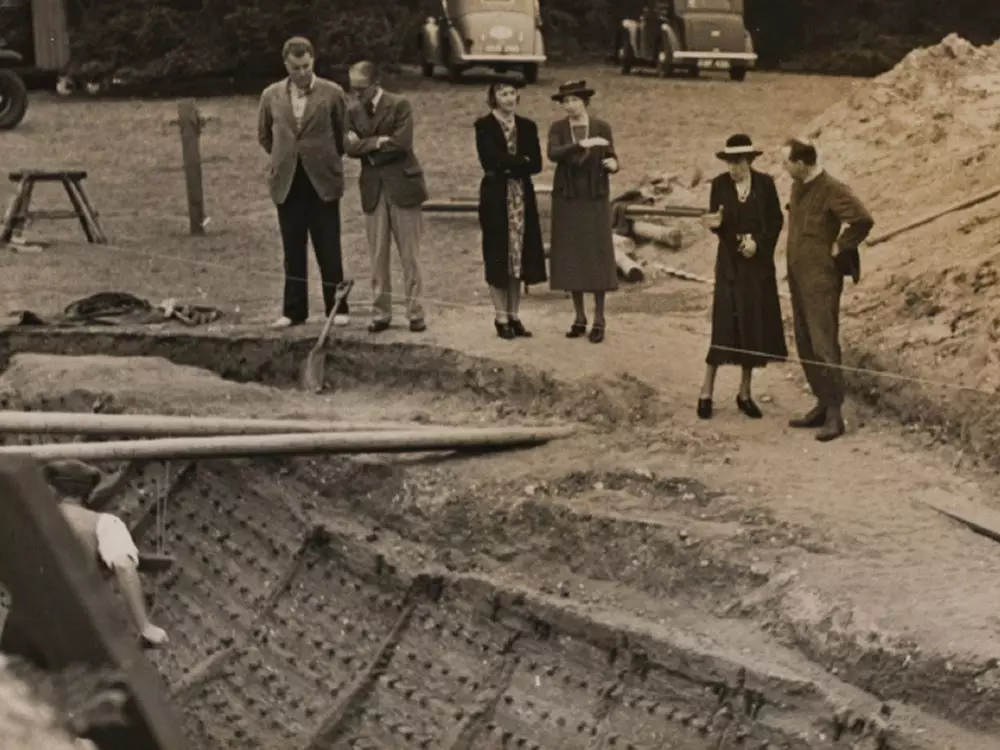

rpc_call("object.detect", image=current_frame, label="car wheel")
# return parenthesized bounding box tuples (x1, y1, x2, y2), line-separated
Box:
(620, 43, 634, 75)
(729, 66, 747, 81)
(523, 63, 538, 84)
(0, 69, 28, 130)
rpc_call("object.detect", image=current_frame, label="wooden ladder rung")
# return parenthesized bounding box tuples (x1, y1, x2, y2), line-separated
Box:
(26, 210, 100, 220)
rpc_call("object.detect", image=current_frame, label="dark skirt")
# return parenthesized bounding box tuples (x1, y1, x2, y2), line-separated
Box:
(706, 273, 788, 368)
(549, 196, 618, 292)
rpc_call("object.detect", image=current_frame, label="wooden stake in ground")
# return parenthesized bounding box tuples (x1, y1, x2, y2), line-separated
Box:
(0, 425, 576, 461)
(0, 411, 433, 436)
(299, 279, 354, 393)
(173, 99, 207, 235)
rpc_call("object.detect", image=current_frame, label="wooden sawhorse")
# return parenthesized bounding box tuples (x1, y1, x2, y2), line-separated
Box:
(1, 169, 107, 245)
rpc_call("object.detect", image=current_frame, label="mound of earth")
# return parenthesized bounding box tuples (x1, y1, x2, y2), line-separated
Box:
(791, 33, 1000, 459)
(0, 354, 434, 425)
(658, 33, 1000, 463)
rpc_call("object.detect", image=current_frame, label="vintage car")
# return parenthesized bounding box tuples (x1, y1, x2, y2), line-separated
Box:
(0, 43, 28, 129)
(418, 0, 546, 83)
(614, 0, 757, 81)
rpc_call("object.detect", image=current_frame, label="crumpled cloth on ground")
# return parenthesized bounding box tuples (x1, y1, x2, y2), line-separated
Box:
(6, 291, 223, 327)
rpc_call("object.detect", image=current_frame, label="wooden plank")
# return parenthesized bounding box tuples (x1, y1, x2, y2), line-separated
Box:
(0, 456, 186, 749)
(175, 99, 206, 235)
(919, 497, 1000, 545)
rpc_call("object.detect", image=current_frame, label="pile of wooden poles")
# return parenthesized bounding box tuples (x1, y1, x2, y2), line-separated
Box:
(0, 411, 575, 461)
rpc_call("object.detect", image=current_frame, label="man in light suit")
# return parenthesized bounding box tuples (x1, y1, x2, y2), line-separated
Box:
(345, 61, 428, 333)
(258, 37, 350, 329)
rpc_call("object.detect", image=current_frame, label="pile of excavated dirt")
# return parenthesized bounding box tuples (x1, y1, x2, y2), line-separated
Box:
(666, 33, 1000, 463)
(795, 34, 1000, 460)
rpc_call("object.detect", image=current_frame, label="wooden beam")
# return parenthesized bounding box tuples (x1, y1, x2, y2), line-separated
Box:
(0, 410, 438, 437)
(0, 456, 185, 750)
(175, 99, 206, 235)
(0, 425, 576, 462)
(919, 498, 1000, 545)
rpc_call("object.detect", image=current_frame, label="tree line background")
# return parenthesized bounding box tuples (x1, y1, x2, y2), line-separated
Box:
(2, 0, 1000, 85)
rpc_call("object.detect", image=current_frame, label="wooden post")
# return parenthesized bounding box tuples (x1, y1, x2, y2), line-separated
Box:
(175, 99, 206, 235)
(0, 456, 186, 750)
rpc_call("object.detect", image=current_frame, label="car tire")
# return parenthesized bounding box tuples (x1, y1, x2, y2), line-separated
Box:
(0, 69, 28, 130)
(729, 67, 747, 81)
(523, 63, 538, 84)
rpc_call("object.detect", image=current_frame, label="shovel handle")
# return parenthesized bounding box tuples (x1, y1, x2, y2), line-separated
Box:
(312, 280, 354, 351)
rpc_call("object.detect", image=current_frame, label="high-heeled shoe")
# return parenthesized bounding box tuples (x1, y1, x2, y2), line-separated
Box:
(566, 320, 587, 338)
(736, 395, 763, 418)
(697, 397, 713, 419)
(508, 318, 532, 337)
(588, 323, 605, 343)
(494, 320, 515, 339)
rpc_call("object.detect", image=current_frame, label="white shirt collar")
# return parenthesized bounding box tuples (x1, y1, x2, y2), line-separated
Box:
(804, 166, 824, 183)
(291, 74, 315, 94)
(371, 88, 384, 108)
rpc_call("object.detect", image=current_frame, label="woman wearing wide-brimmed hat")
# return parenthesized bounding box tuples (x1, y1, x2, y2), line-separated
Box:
(546, 80, 619, 344)
(474, 80, 547, 339)
(697, 133, 787, 420)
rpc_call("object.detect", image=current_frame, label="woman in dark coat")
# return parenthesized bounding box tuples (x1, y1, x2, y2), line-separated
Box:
(698, 133, 787, 419)
(474, 81, 547, 339)
(547, 80, 619, 344)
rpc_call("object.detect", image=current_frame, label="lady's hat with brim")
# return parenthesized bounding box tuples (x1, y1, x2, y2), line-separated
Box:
(551, 79, 595, 102)
(716, 133, 763, 161)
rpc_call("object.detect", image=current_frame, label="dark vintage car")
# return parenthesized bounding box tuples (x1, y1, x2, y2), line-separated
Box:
(0, 43, 28, 129)
(614, 0, 757, 81)
(418, 0, 546, 83)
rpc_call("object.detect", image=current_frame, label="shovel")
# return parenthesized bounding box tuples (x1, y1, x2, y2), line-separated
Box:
(299, 279, 354, 393)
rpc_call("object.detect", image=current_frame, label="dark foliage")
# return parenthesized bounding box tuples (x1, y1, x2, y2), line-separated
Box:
(4, 0, 1000, 83)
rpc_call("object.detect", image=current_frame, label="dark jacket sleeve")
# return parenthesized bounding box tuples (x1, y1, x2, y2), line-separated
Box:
(330, 89, 346, 156)
(756, 174, 784, 259)
(708, 176, 723, 236)
(599, 120, 619, 173)
(518, 119, 543, 177)
(474, 117, 530, 173)
(828, 177, 874, 282)
(547, 119, 584, 163)
(829, 179, 874, 251)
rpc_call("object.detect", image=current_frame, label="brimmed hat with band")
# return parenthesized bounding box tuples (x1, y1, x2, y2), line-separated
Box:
(716, 133, 763, 161)
(551, 80, 595, 102)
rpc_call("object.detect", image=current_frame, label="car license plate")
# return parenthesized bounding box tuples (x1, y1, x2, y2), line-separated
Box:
(698, 59, 730, 69)
(484, 44, 519, 53)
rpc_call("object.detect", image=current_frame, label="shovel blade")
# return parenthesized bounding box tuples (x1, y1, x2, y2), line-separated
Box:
(299, 349, 327, 393)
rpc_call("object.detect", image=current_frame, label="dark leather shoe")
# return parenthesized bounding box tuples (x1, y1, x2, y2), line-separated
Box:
(409, 319, 427, 332)
(494, 320, 515, 339)
(588, 324, 605, 343)
(736, 396, 763, 418)
(816, 416, 846, 442)
(508, 318, 532, 337)
(789, 404, 826, 428)
(368, 319, 390, 333)
(566, 320, 587, 338)
(697, 398, 713, 419)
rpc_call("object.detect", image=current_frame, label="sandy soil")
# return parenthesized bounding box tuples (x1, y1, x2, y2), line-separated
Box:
(1, 56, 999, 747)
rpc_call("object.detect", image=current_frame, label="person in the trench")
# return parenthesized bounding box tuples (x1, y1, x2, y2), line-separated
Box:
(0, 459, 168, 667)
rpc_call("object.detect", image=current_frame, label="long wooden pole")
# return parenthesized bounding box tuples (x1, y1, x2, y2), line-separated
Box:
(0, 426, 576, 461)
(866, 185, 1000, 246)
(0, 411, 433, 436)
(176, 98, 206, 235)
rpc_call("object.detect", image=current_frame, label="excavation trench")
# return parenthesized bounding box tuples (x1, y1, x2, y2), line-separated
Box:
(0, 328, 992, 749)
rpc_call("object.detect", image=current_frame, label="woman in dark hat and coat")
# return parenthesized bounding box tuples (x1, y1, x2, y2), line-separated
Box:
(698, 133, 787, 419)
(547, 80, 619, 343)
(474, 80, 547, 339)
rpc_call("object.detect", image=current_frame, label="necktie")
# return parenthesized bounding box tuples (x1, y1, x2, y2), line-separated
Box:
(367, 100, 376, 116)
